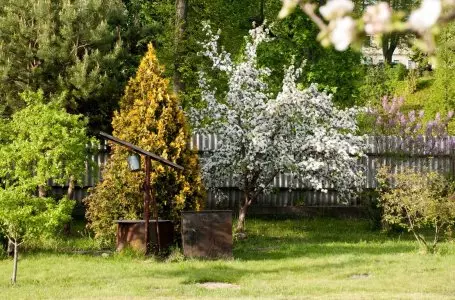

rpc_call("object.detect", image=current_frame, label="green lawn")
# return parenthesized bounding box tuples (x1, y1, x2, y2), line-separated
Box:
(394, 76, 455, 133)
(1, 218, 455, 299)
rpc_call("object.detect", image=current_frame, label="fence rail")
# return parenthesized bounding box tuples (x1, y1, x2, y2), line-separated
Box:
(61, 135, 455, 213)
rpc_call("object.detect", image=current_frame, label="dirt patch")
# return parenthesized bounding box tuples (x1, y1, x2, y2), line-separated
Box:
(197, 282, 240, 289)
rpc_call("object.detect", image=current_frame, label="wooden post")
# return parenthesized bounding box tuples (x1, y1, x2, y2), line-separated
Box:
(144, 156, 151, 255)
(151, 187, 161, 253)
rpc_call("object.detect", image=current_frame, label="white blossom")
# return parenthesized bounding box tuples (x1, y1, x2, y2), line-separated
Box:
(198, 21, 233, 73)
(363, 2, 392, 35)
(330, 16, 356, 51)
(278, 0, 300, 19)
(191, 24, 365, 206)
(320, 0, 354, 20)
(408, 0, 441, 32)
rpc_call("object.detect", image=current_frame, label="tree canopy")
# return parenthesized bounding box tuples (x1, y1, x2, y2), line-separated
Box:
(192, 24, 365, 232)
(0, 0, 161, 132)
(0, 90, 93, 194)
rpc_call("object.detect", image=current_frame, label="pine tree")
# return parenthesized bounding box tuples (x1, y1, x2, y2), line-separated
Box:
(0, 0, 159, 132)
(85, 44, 204, 243)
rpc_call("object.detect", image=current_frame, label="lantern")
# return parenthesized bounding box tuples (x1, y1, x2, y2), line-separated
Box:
(127, 153, 141, 172)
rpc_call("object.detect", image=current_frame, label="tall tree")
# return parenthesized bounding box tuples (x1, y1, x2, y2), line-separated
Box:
(380, 0, 417, 64)
(122, 0, 176, 76)
(85, 44, 204, 244)
(357, 0, 416, 64)
(381, 32, 402, 64)
(192, 24, 364, 233)
(0, 0, 161, 132)
(173, 0, 188, 94)
(376, 0, 415, 64)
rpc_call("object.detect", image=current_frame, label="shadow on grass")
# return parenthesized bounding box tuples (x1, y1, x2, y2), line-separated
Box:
(234, 238, 416, 261)
(232, 217, 417, 261)
(154, 256, 381, 286)
(154, 218, 419, 286)
(19, 218, 417, 261)
(417, 77, 435, 90)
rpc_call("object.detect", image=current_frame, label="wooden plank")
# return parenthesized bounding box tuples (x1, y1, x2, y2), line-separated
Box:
(99, 132, 183, 170)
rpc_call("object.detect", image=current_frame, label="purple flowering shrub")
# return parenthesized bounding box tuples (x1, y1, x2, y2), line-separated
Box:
(369, 96, 454, 154)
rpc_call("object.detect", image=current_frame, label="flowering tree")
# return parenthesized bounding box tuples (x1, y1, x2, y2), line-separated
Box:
(191, 24, 365, 233)
(369, 96, 454, 153)
(279, 0, 454, 60)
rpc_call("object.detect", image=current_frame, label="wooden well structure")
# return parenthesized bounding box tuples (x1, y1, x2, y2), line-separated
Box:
(99, 132, 183, 254)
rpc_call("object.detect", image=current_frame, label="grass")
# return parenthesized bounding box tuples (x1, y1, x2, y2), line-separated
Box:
(1, 218, 455, 299)
(394, 75, 455, 133)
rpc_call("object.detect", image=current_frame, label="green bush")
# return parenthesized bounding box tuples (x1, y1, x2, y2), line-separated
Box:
(359, 64, 409, 106)
(387, 63, 408, 81)
(377, 167, 455, 253)
(406, 69, 418, 94)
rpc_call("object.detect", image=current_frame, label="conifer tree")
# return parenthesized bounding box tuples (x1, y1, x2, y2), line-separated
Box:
(85, 44, 204, 243)
(0, 0, 126, 131)
(0, 0, 166, 132)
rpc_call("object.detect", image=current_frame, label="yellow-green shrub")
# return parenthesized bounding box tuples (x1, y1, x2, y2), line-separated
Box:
(85, 44, 204, 244)
(377, 167, 455, 253)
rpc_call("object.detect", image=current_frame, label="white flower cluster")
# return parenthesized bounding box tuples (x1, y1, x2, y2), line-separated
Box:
(318, 0, 356, 51)
(282, 0, 445, 53)
(191, 24, 365, 204)
(408, 0, 442, 32)
(199, 21, 233, 73)
(320, 0, 354, 20)
(363, 2, 392, 35)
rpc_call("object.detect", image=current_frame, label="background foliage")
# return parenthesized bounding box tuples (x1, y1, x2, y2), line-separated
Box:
(168, 0, 364, 108)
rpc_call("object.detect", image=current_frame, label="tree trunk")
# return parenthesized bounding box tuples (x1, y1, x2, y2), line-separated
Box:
(381, 33, 399, 65)
(236, 204, 249, 233)
(236, 194, 251, 233)
(63, 176, 76, 235)
(173, 0, 188, 94)
(38, 185, 47, 198)
(67, 175, 75, 199)
(259, 0, 265, 25)
(11, 240, 18, 284)
(7, 240, 14, 257)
